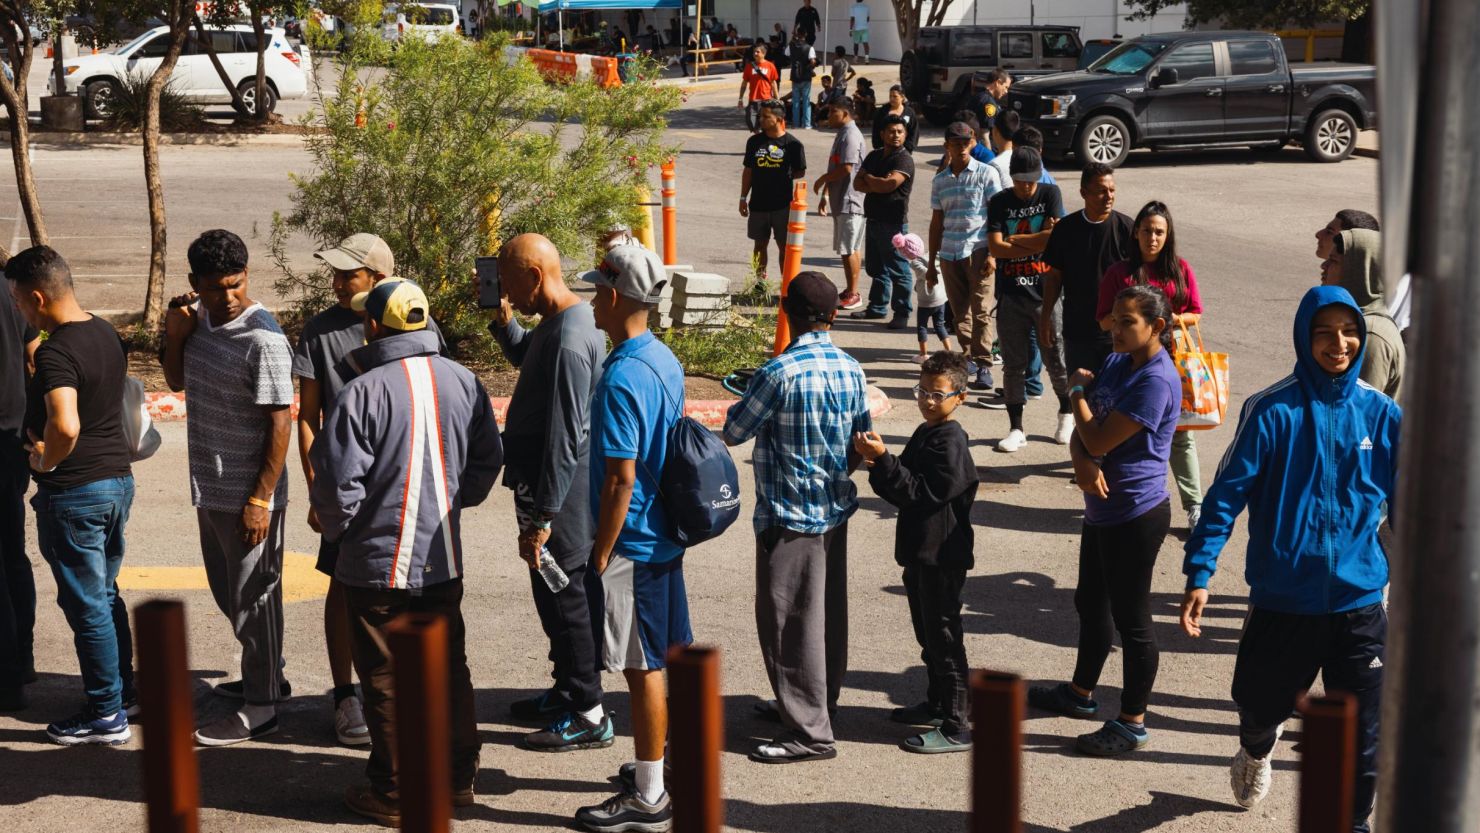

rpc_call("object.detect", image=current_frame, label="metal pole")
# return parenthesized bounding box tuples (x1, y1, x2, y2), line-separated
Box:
(970, 670, 1023, 833)
(135, 601, 200, 833)
(771, 179, 808, 356)
(388, 613, 452, 833)
(1299, 693, 1356, 833)
(667, 645, 723, 833)
(1378, 0, 1480, 830)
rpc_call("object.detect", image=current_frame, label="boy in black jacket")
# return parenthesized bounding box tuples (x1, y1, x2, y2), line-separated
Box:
(854, 351, 979, 753)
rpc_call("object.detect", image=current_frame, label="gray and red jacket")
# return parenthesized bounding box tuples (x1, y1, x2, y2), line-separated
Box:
(310, 329, 503, 590)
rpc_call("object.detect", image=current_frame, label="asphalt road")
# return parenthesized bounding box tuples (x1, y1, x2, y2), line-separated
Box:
(0, 69, 1383, 833)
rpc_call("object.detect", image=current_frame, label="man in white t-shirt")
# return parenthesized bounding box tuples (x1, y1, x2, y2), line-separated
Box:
(849, 1, 870, 63)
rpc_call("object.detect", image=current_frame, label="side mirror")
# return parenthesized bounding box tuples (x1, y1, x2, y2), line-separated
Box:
(1153, 66, 1179, 87)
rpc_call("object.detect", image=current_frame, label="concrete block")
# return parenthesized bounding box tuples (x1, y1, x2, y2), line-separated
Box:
(673, 309, 728, 327)
(673, 272, 730, 296)
(673, 295, 731, 312)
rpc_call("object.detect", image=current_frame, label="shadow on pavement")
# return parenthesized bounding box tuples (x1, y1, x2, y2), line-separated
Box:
(1064, 789, 1241, 832)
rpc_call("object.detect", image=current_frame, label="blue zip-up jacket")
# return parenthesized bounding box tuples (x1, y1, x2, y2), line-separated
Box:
(1183, 286, 1401, 614)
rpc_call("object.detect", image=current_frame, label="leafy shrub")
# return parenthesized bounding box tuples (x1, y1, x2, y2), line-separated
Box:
(101, 71, 206, 132)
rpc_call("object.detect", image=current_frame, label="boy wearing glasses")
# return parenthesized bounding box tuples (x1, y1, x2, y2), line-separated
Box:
(854, 351, 980, 753)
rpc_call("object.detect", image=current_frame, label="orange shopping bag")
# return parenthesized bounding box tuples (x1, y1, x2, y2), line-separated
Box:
(1173, 320, 1228, 431)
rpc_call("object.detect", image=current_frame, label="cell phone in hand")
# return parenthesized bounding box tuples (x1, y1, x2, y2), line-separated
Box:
(475, 256, 501, 309)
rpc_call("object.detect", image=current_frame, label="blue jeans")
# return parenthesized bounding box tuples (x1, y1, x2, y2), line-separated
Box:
(864, 220, 912, 317)
(1026, 324, 1044, 396)
(792, 79, 813, 128)
(31, 476, 136, 715)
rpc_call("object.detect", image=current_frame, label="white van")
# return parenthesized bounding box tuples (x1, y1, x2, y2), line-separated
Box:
(381, 3, 460, 42)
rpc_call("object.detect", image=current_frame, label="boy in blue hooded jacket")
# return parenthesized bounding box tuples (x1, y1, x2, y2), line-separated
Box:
(1179, 285, 1400, 832)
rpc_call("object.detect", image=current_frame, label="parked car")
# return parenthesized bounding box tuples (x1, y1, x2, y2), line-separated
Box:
(898, 24, 1084, 125)
(381, 3, 461, 43)
(1008, 30, 1376, 166)
(49, 24, 311, 119)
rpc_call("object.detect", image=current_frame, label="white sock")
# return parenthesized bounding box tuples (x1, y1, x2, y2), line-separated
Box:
(634, 758, 663, 804)
(578, 703, 605, 724)
(240, 703, 275, 727)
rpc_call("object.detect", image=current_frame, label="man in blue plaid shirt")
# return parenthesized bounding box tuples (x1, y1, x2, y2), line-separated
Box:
(723, 271, 871, 765)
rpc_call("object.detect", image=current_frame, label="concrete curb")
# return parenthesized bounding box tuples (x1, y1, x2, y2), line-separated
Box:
(3, 131, 311, 148)
(144, 384, 892, 430)
(1353, 147, 1378, 159)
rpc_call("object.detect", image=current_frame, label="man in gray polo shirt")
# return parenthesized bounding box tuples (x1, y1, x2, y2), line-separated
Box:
(814, 96, 867, 311)
(162, 229, 293, 747)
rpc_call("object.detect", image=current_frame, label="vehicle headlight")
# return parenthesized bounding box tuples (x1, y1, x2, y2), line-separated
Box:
(1039, 93, 1075, 119)
(64, 65, 80, 75)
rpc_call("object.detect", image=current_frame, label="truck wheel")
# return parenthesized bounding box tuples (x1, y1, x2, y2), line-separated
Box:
(1303, 109, 1357, 162)
(84, 79, 120, 120)
(899, 50, 929, 101)
(1076, 115, 1129, 167)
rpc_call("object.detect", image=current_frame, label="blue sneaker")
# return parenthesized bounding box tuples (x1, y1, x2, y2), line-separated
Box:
(521, 711, 616, 752)
(969, 366, 994, 391)
(47, 710, 132, 746)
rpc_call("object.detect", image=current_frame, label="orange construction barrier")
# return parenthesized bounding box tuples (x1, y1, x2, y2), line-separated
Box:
(771, 179, 807, 356)
(660, 160, 678, 265)
(590, 55, 622, 88)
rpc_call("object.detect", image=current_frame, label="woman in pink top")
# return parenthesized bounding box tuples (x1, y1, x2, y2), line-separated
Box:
(1095, 201, 1204, 531)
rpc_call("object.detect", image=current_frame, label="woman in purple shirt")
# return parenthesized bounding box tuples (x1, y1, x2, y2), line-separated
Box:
(1028, 284, 1181, 758)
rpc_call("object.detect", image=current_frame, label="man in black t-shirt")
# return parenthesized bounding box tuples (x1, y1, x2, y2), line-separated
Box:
(7, 246, 137, 745)
(794, 0, 821, 44)
(850, 114, 916, 328)
(0, 279, 39, 711)
(741, 100, 807, 284)
(1040, 163, 1134, 376)
(986, 148, 1072, 453)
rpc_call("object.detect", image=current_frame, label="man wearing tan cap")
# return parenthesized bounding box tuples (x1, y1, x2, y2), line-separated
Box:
(313, 232, 397, 279)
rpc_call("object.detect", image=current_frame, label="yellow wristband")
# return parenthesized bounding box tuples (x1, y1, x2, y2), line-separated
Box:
(247, 496, 272, 510)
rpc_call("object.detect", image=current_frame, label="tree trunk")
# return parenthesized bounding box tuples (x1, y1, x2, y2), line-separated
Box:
(251, 12, 268, 123)
(50, 30, 62, 97)
(0, 23, 47, 245)
(192, 15, 250, 114)
(141, 16, 192, 333)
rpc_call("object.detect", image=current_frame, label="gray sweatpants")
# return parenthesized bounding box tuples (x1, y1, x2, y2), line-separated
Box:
(197, 508, 286, 705)
(997, 292, 1069, 405)
(755, 523, 849, 754)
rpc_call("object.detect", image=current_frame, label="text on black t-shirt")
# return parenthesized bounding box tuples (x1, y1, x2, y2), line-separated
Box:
(988, 184, 1064, 299)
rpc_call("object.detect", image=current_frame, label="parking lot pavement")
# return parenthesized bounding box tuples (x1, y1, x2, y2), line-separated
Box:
(0, 83, 1380, 832)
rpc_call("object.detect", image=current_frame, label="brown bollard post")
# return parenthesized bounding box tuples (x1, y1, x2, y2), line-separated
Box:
(667, 645, 723, 833)
(1298, 692, 1357, 833)
(388, 613, 452, 833)
(135, 600, 200, 833)
(971, 670, 1024, 833)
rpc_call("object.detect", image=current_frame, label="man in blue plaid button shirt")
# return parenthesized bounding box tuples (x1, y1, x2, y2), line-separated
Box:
(723, 271, 871, 765)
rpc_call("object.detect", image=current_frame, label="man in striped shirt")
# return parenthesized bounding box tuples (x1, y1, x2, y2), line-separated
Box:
(724, 271, 871, 764)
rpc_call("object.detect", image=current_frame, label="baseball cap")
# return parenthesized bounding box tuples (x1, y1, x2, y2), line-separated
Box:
(781, 271, 839, 323)
(351, 278, 429, 331)
(944, 121, 974, 142)
(1010, 146, 1043, 182)
(580, 243, 669, 305)
(315, 233, 395, 276)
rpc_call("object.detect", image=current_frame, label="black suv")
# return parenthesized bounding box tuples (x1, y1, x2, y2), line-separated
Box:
(899, 25, 1084, 125)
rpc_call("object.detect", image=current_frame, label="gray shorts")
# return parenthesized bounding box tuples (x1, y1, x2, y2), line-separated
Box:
(601, 554, 692, 672)
(747, 207, 790, 243)
(832, 213, 865, 255)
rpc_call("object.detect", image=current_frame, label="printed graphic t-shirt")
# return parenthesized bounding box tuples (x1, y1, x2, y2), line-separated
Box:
(988, 183, 1064, 300)
(745, 131, 807, 212)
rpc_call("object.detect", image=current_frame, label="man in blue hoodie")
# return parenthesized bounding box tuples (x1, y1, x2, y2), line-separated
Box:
(1180, 285, 1400, 833)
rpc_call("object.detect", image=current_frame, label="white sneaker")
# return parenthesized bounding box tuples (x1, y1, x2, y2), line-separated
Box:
(335, 696, 371, 747)
(1054, 413, 1074, 445)
(910, 353, 927, 364)
(1230, 724, 1281, 809)
(997, 429, 1029, 453)
(1187, 504, 1202, 531)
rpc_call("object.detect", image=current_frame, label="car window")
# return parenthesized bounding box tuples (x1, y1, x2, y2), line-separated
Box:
(1229, 39, 1280, 75)
(1088, 40, 1167, 74)
(403, 5, 455, 25)
(999, 32, 1033, 60)
(237, 31, 261, 52)
(952, 31, 992, 62)
(1158, 42, 1216, 82)
(207, 31, 237, 53)
(134, 33, 172, 58)
(1041, 32, 1079, 59)
(916, 29, 944, 62)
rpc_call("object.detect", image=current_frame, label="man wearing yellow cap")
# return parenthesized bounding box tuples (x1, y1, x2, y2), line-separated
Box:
(308, 278, 504, 825)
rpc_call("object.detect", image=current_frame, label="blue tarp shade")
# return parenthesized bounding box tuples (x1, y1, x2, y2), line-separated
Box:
(537, 0, 679, 13)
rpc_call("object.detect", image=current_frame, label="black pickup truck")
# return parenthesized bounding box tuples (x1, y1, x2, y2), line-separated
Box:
(1007, 31, 1376, 166)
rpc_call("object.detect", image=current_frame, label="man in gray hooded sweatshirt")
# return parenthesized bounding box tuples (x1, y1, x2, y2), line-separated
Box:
(1320, 228, 1404, 399)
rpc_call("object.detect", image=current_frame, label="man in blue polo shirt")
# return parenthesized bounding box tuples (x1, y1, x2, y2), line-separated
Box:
(575, 243, 689, 833)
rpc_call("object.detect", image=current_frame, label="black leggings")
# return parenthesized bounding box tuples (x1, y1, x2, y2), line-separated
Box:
(1071, 499, 1170, 716)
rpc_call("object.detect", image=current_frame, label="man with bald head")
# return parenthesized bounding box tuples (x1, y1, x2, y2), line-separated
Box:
(489, 233, 612, 751)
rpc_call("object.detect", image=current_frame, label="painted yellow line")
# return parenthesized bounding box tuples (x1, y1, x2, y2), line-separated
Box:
(118, 551, 330, 604)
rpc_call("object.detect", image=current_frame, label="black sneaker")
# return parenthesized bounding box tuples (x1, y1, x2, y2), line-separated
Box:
(1028, 683, 1100, 719)
(886, 314, 910, 330)
(212, 679, 291, 701)
(575, 789, 672, 833)
(616, 760, 674, 792)
(509, 689, 566, 722)
(848, 310, 887, 320)
(520, 711, 615, 752)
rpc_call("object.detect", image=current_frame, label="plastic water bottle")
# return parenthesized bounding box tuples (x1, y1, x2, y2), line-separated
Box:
(537, 547, 569, 593)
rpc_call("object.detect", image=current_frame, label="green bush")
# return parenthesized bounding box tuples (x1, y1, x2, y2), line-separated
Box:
(657, 309, 776, 378)
(270, 33, 681, 345)
(101, 72, 206, 132)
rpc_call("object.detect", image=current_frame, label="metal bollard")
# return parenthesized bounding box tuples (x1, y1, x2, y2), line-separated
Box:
(135, 600, 200, 833)
(660, 160, 678, 265)
(667, 645, 723, 833)
(1298, 692, 1357, 833)
(771, 180, 808, 356)
(388, 613, 452, 833)
(970, 670, 1024, 833)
